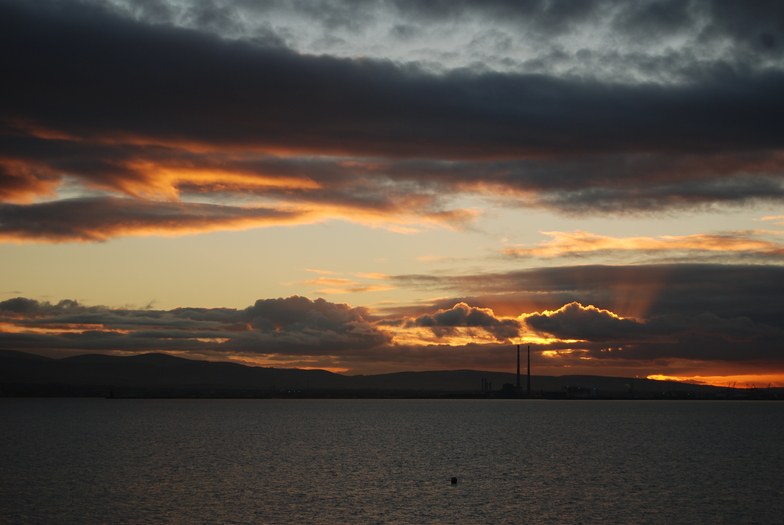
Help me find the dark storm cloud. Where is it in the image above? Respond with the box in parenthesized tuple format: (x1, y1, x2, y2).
(1, 0, 783, 236)
(2, 284, 782, 367)
(2, 0, 783, 160)
(406, 302, 520, 341)
(403, 0, 784, 62)
(370, 263, 784, 366)
(382, 151, 784, 213)
(535, 175, 784, 214)
(0, 197, 306, 242)
(0, 295, 390, 356)
(526, 302, 652, 340)
(240, 296, 391, 355)
(389, 0, 603, 25)
(104, 1, 784, 53)
(525, 301, 777, 343)
(391, 264, 784, 329)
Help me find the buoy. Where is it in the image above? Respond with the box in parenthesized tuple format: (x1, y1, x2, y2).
(451, 477, 457, 484)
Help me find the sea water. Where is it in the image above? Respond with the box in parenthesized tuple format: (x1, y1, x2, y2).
(1, 399, 782, 524)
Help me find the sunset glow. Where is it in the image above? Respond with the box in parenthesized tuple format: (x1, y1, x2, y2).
(647, 375, 784, 389)
(1, 0, 783, 384)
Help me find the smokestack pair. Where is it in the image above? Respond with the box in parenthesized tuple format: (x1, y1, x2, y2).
(517, 345, 531, 397)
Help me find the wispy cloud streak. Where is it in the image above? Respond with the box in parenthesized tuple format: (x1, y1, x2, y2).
(501, 230, 784, 260)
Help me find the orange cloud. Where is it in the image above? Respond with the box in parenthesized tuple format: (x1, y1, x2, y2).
(304, 278, 360, 287)
(0, 157, 62, 203)
(756, 215, 784, 226)
(119, 160, 321, 200)
(502, 230, 784, 257)
(313, 285, 396, 295)
(356, 273, 390, 280)
(300, 276, 397, 295)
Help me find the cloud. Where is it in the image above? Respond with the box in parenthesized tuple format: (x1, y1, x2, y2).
(501, 230, 784, 260)
(756, 215, 784, 226)
(524, 301, 770, 343)
(3, 1, 784, 383)
(0, 295, 391, 358)
(293, 275, 396, 295)
(85, 1, 784, 82)
(304, 269, 337, 275)
(525, 303, 650, 341)
(522, 302, 784, 366)
(0, 297, 102, 317)
(0, 137, 488, 240)
(2, 1, 783, 158)
(0, 197, 309, 242)
(313, 285, 397, 295)
(303, 278, 360, 287)
(390, 264, 784, 328)
(2, 289, 783, 374)
(1, 0, 784, 242)
(406, 302, 521, 341)
(356, 273, 390, 280)
(3, 139, 784, 240)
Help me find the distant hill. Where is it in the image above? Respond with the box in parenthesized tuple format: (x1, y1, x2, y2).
(0, 350, 777, 399)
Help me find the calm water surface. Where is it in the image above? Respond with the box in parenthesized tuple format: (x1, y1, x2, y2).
(1, 399, 782, 524)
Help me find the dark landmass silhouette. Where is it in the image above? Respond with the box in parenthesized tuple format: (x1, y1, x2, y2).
(0, 350, 779, 399)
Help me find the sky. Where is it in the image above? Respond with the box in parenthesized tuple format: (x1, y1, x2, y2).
(2, 0, 784, 386)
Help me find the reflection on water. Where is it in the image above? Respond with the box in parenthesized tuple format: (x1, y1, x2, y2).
(1, 399, 782, 524)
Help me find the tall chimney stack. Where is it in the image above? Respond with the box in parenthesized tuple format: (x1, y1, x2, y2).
(527, 345, 531, 396)
(516, 345, 520, 392)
